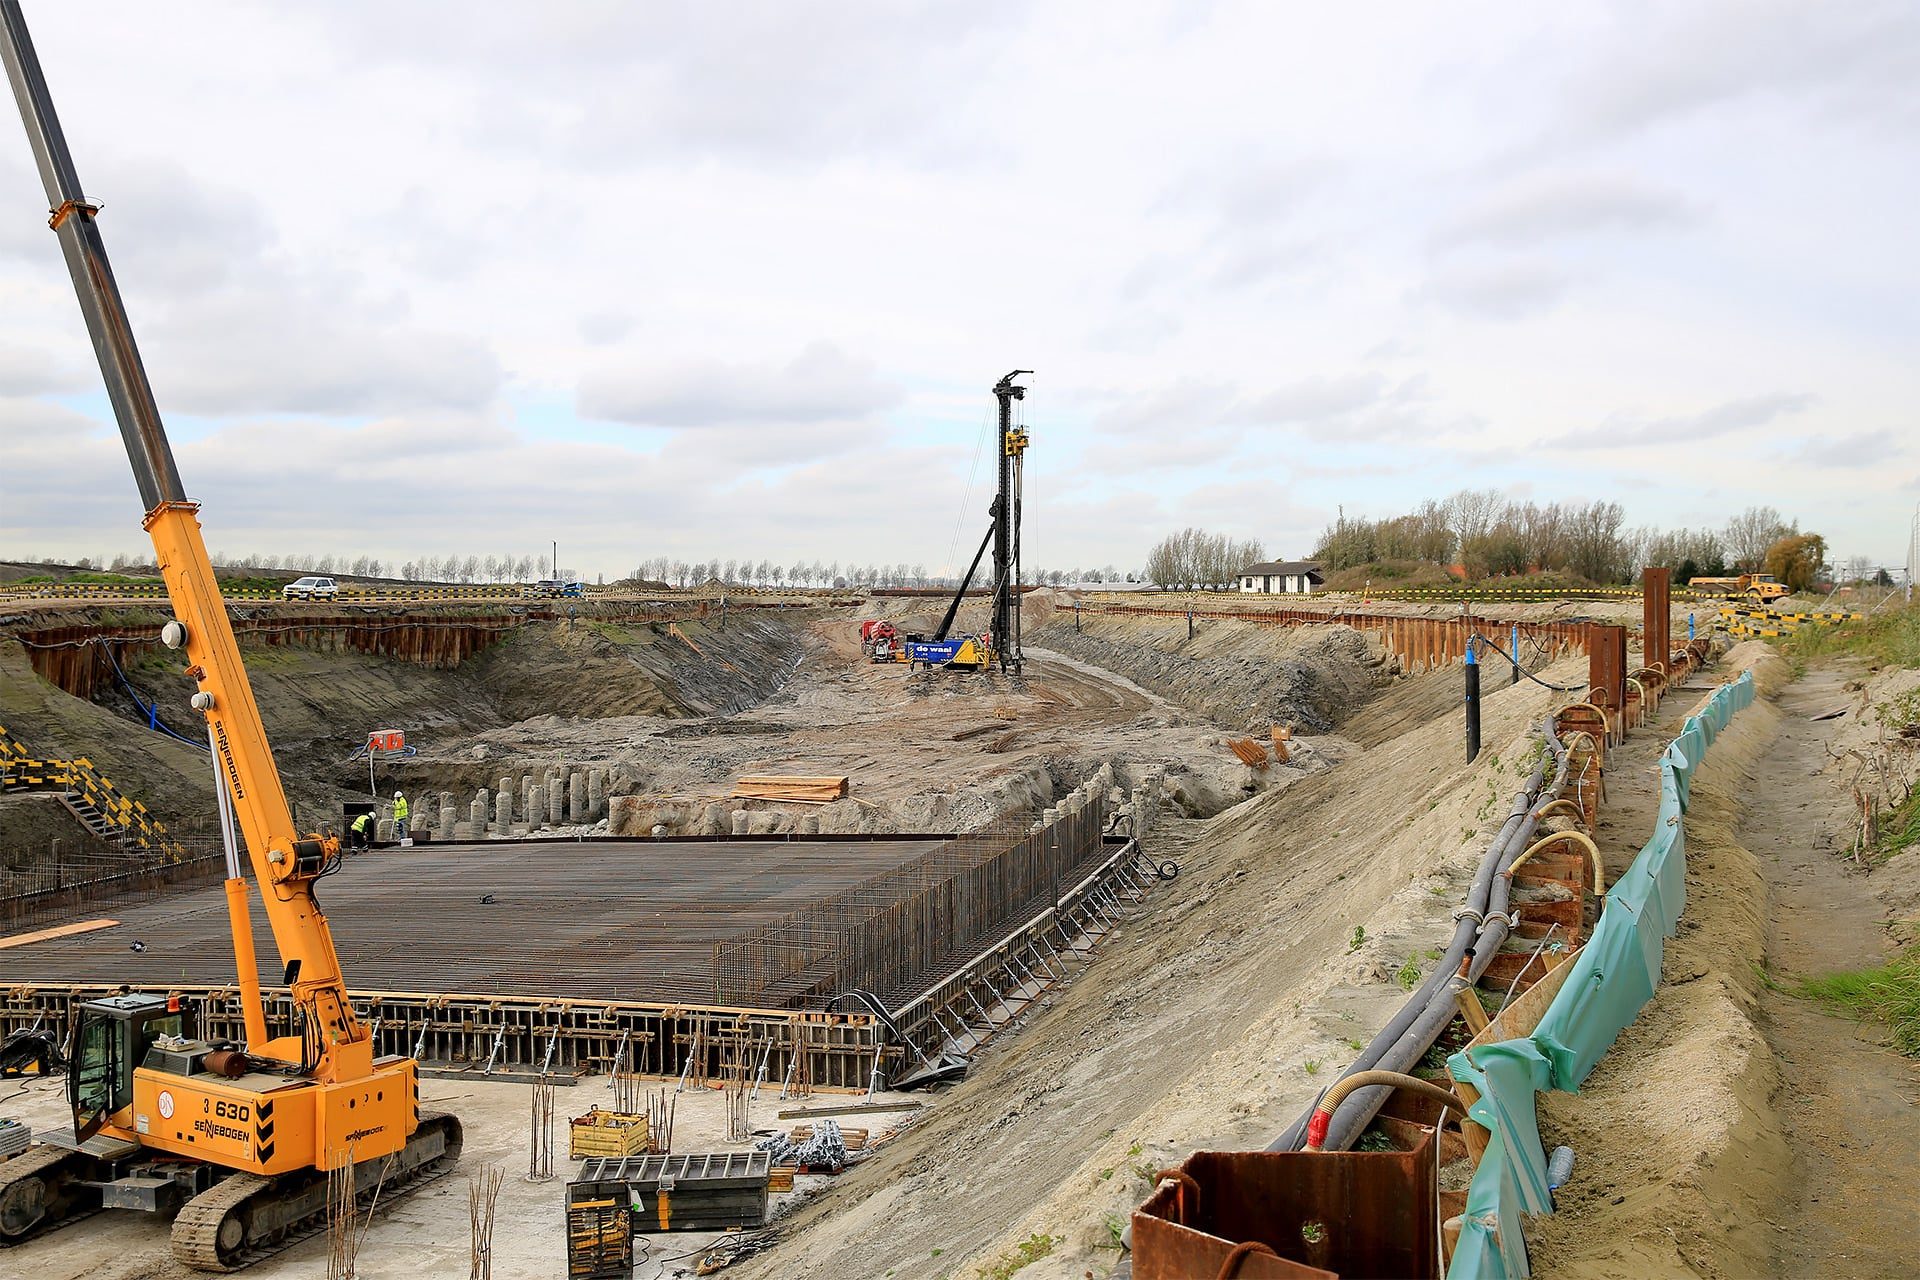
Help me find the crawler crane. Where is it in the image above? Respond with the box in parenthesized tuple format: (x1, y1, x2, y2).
(0, 3, 460, 1268)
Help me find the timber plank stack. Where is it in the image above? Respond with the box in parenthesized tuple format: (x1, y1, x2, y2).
(731, 775, 850, 804)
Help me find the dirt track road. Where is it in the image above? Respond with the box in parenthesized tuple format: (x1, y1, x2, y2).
(1754, 665, 1920, 1277)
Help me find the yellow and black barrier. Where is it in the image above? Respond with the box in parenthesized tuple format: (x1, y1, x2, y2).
(0, 724, 186, 862)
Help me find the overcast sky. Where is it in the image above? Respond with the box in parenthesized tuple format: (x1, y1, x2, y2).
(1, 1, 1915, 580)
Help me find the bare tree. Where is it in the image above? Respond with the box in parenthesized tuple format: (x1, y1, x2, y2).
(1445, 488, 1504, 551)
(1564, 500, 1629, 582)
(1724, 505, 1793, 571)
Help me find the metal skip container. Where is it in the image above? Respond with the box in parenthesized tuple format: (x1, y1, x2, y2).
(1131, 1117, 1439, 1280)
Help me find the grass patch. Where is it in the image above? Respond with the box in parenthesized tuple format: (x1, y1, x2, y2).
(215, 575, 289, 595)
(1778, 601, 1920, 669)
(1874, 791, 1920, 862)
(1799, 947, 1920, 1056)
(977, 1233, 1060, 1280)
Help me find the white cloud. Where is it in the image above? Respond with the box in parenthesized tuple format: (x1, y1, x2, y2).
(1556, 392, 1816, 449)
(578, 342, 900, 428)
(1433, 173, 1697, 250)
(0, 1, 1914, 573)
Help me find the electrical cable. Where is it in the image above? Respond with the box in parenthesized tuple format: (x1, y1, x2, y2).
(1469, 632, 1588, 693)
(940, 401, 995, 583)
(97, 639, 209, 752)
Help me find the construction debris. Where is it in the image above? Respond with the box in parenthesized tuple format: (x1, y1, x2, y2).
(730, 775, 850, 803)
(1226, 737, 1271, 767)
(787, 1123, 868, 1151)
(755, 1118, 850, 1173)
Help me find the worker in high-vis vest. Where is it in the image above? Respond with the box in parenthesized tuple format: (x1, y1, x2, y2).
(392, 790, 410, 840)
(349, 811, 374, 851)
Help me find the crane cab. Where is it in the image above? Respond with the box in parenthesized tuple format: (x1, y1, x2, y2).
(70, 993, 196, 1145)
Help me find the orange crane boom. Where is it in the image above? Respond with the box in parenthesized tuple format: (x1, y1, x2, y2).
(0, 2, 457, 1267)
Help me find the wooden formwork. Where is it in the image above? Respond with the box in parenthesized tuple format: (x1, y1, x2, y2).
(0, 984, 886, 1091)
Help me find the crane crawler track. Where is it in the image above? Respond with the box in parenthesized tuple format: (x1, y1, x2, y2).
(0, 1144, 99, 1248)
(171, 1111, 462, 1272)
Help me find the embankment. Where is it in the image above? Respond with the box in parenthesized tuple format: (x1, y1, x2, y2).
(733, 656, 1579, 1280)
(1027, 610, 1391, 733)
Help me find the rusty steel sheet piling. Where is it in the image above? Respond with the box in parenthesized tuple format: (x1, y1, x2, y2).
(1133, 1116, 1440, 1280)
(1585, 623, 1628, 738)
(1089, 603, 1587, 675)
(1642, 566, 1672, 675)
(11, 613, 520, 696)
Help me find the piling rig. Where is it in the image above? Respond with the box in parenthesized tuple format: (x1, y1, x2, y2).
(894, 371, 1031, 673)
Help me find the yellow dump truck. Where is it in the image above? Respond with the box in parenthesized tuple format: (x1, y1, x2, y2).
(1687, 573, 1789, 604)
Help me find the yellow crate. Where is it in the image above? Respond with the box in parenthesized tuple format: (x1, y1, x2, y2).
(568, 1108, 650, 1160)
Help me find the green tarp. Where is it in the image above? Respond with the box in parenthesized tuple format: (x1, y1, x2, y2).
(1445, 670, 1756, 1279)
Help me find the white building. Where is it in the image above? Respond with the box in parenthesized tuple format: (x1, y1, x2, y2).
(1238, 559, 1324, 595)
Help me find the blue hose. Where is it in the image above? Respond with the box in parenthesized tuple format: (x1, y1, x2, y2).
(98, 639, 208, 753)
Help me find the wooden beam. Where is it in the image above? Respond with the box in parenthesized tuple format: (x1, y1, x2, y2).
(0, 917, 118, 950)
(775, 1100, 925, 1120)
(1454, 985, 1491, 1037)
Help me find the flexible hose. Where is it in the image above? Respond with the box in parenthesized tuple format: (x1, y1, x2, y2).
(1278, 719, 1578, 1154)
(1303, 1070, 1467, 1151)
(1270, 720, 1563, 1152)
(99, 639, 208, 753)
(1505, 830, 1604, 896)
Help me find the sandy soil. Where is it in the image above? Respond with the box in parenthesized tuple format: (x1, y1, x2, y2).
(1027, 610, 1390, 734)
(423, 613, 1379, 838)
(729, 658, 1580, 1280)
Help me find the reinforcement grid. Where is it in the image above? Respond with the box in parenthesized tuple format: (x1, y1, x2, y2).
(712, 797, 1110, 1008)
(0, 819, 225, 929)
(0, 836, 957, 1005)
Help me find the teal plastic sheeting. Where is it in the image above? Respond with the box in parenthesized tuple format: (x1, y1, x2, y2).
(1445, 671, 1756, 1279)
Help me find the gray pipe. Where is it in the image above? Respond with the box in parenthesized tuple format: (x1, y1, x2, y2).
(1270, 720, 1567, 1152)
(1309, 726, 1574, 1152)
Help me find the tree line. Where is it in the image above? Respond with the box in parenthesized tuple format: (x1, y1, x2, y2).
(1309, 493, 1824, 586)
(16, 549, 1137, 591)
(1142, 529, 1268, 590)
(1139, 496, 1846, 590)
(36, 551, 558, 584)
(625, 557, 1133, 589)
